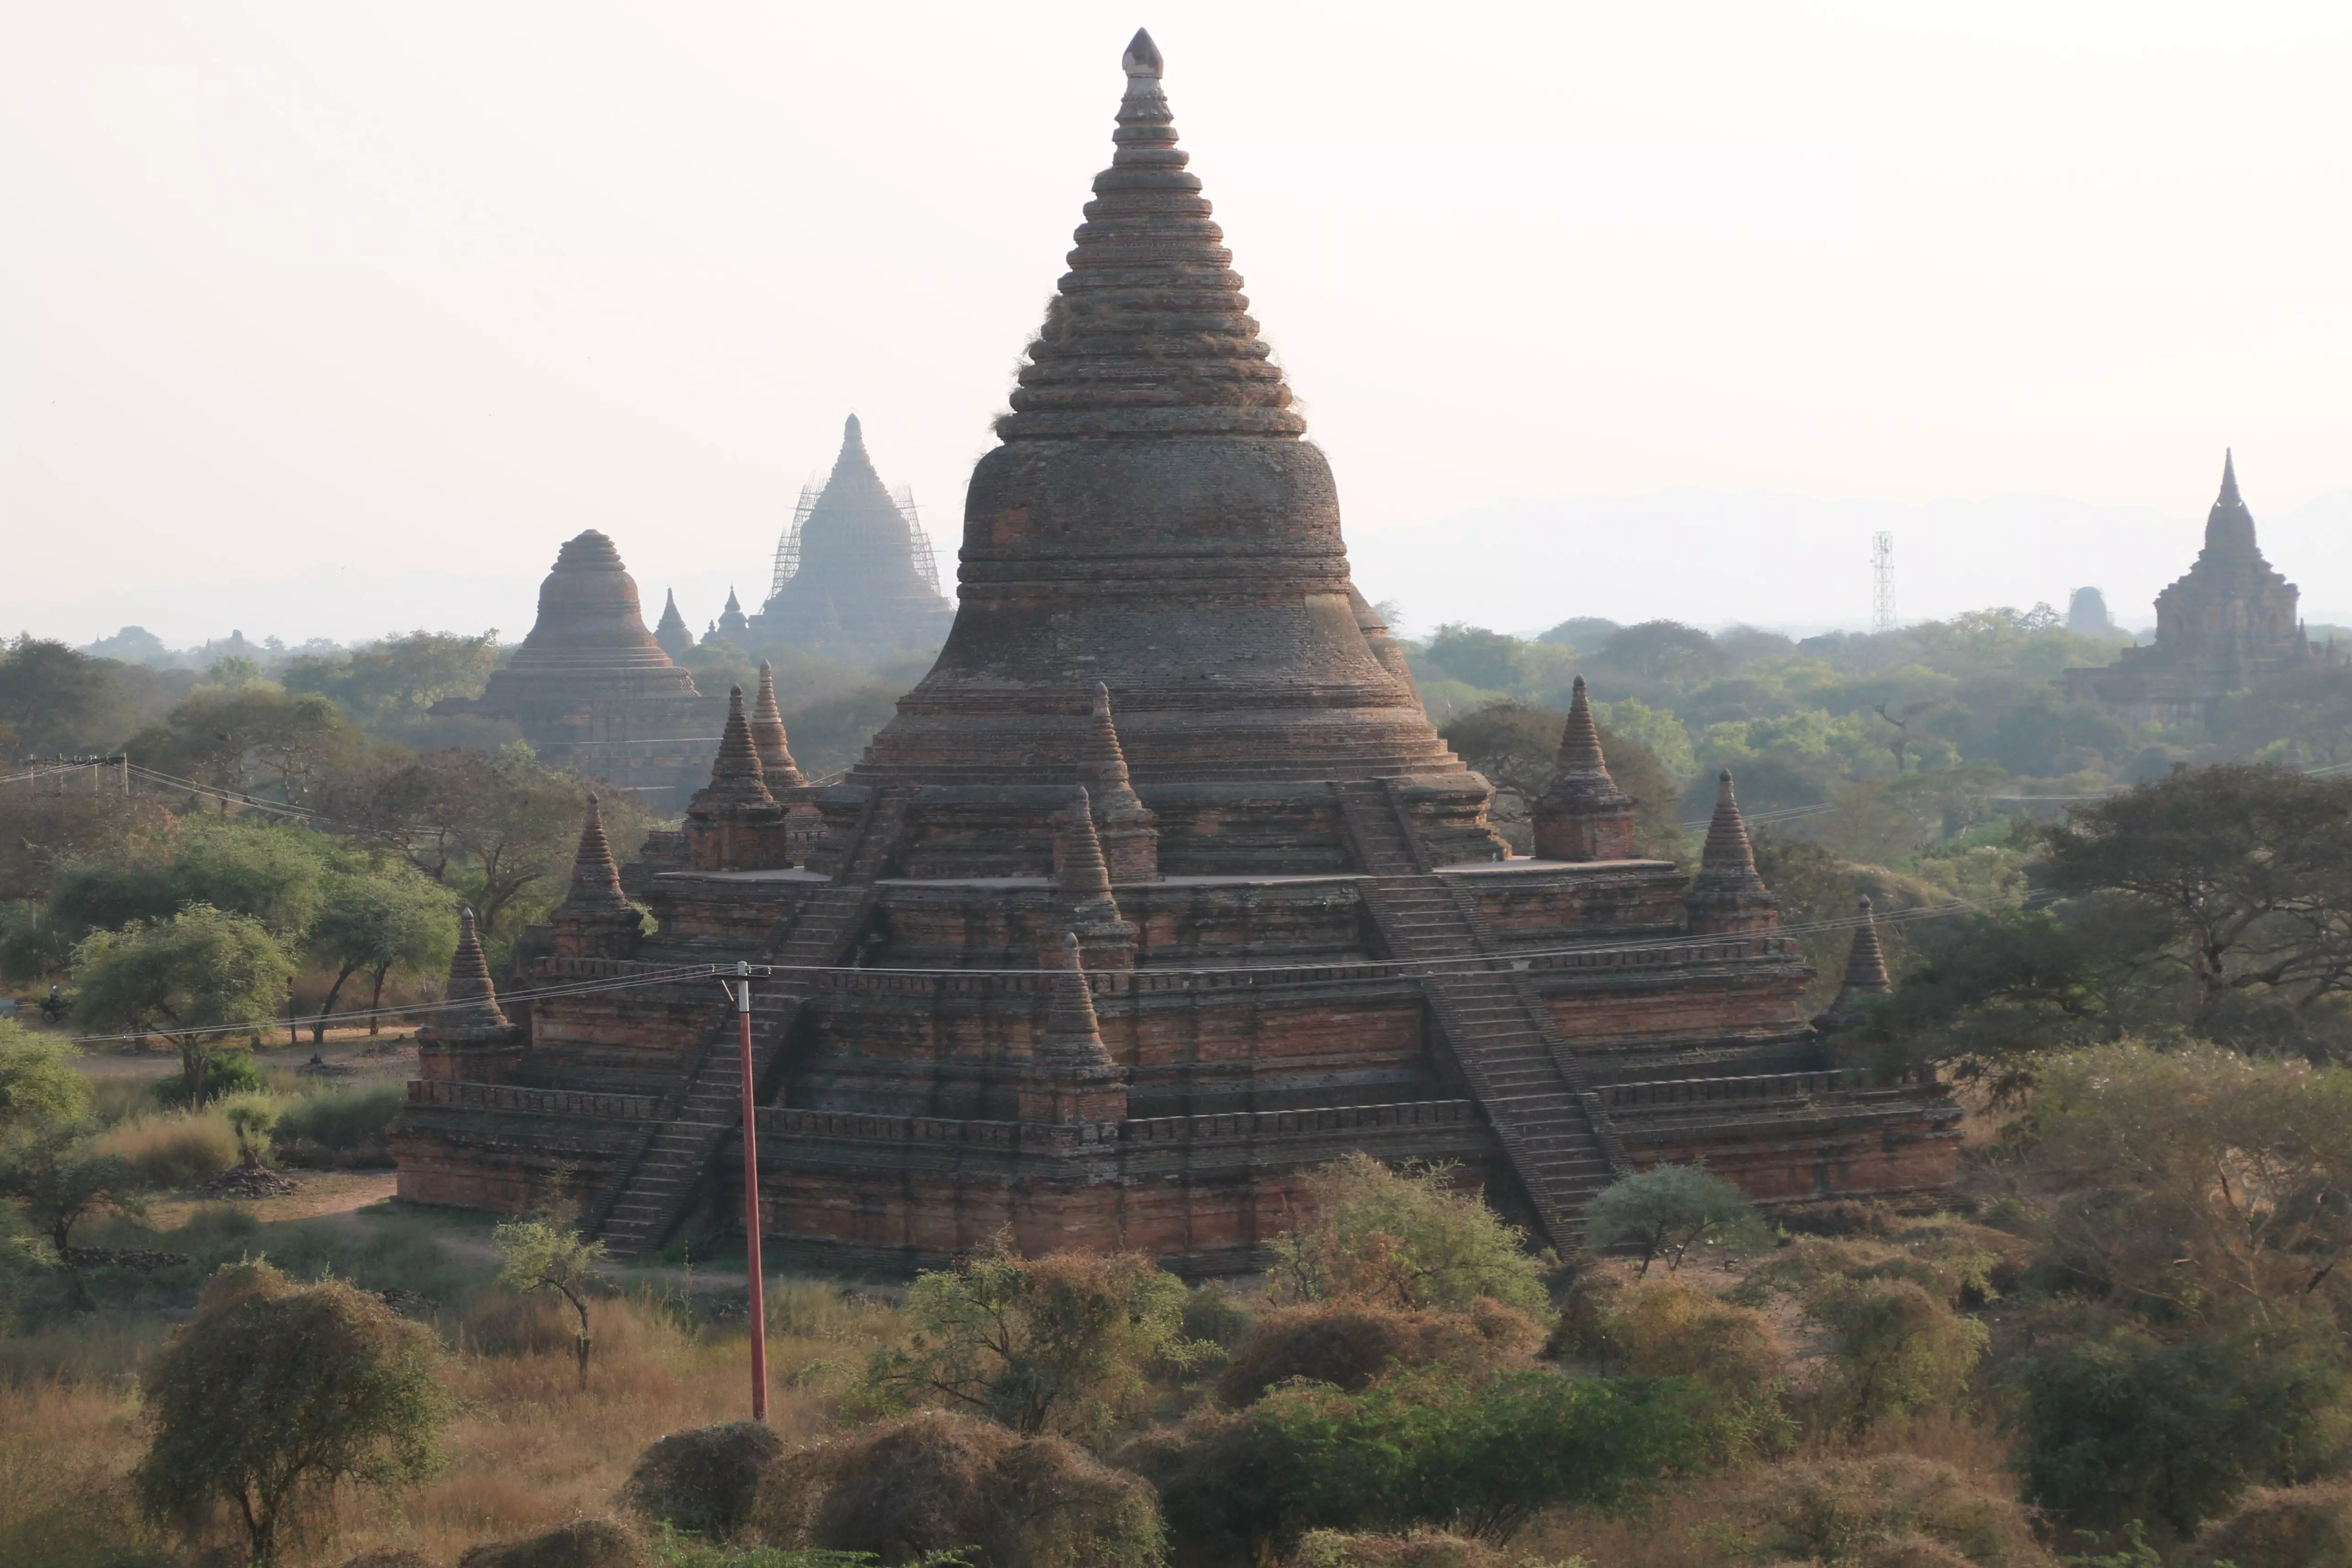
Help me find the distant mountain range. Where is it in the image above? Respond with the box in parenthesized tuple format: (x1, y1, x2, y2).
(10, 489, 2351, 653)
(1345, 488, 2352, 640)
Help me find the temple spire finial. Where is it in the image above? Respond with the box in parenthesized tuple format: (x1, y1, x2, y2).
(1702, 770, 1756, 873)
(1534, 676, 1638, 862)
(697, 686, 772, 804)
(2221, 447, 2239, 504)
(1122, 27, 1162, 80)
(560, 794, 629, 913)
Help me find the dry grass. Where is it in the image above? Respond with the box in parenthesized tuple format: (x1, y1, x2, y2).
(0, 1285, 865, 1568)
(94, 1105, 239, 1188)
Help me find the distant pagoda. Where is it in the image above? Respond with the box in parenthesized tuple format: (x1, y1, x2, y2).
(433, 530, 721, 805)
(750, 415, 953, 656)
(2069, 453, 2335, 722)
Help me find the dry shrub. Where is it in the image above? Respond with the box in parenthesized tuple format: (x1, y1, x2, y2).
(2190, 1479, 2352, 1568)
(1725, 1455, 2051, 1567)
(1777, 1200, 1897, 1238)
(1217, 1299, 1541, 1406)
(1594, 1279, 1785, 1400)
(758, 1410, 1164, 1568)
(0, 1310, 166, 1386)
(622, 1421, 780, 1542)
(456, 1518, 646, 1568)
(95, 1106, 238, 1188)
(1284, 1526, 1588, 1567)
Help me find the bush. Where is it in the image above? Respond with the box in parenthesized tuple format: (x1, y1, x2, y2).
(1179, 1280, 1260, 1352)
(95, 1107, 240, 1188)
(626, 1422, 782, 1542)
(276, 1080, 404, 1163)
(458, 1519, 648, 1568)
(135, 1260, 451, 1564)
(1143, 1365, 1720, 1555)
(1216, 1300, 1541, 1407)
(1591, 1279, 1786, 1403)
(756, 1411, 1165, 1568)
(2191, 1479, 2352, 1568)
(1269, 1155, 1549, 1315)
(2010, 1310, 2352, 1532)
(1721, 1455, 2051, 1567)
(150, 1048, 266, 1108)
(858, 1240, 1206, 1438)
(1806, 1276, 1987, 1433)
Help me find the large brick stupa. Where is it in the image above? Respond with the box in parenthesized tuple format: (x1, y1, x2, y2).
(391, 33, 1957, 1270)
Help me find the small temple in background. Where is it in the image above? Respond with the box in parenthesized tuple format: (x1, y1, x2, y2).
(432, 530, 722, 807)
(653, 590, 695, 660)
(2069, 454, 2336, 723)
(393, 32, 1956, 1272)
(749, 414, 954, 657)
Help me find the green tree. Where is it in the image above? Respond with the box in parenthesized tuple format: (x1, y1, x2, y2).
(307, 867, 458, 1040)
(2219, 665, 2352, 768)
(0, 636, 138, 755)
(282, 631, 498, 728)
(862, 1237, 1206, 1438)
(134, 1261, 450, 1564)
(72, 906, 296, 1106)
(492, 1211, 608, 1386)
(2041, 764, 2352, 1023)
(0, 1026, 91, 1131)
(0, 1122, 147, 1257)
(1582, 1164, 1770, 1277)
(48, 818, 338, 943)
(126, 684, 360, 808)
(1267, 1154, 1550, 1314)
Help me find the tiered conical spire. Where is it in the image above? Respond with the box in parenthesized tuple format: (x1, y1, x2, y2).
(1078, 683, 1144, 815)
(2201, 448, 2261, 561)
(997, 28, 1303, 440)
(1040, 932, 1110, 1061)
(1700, 771, 1757, 874)
(1685, 770, 1777, 934)
(750, 663, 807, 787)
(697, 687, 773, 805)
(1535, 677, 1639, 861)
(440, 908, 508, 1032)
(1057, 787, 1120, 922)
(558, 795, 630, 913)
(1841, 897, 1891, 995)
(1555, 679, 1617, 787)
(653, 589, 694, 660)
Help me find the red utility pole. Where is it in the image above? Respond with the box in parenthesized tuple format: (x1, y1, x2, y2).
(734, 961, 768, 1421)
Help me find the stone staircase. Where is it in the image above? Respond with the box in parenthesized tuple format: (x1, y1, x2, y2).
(1335, 780, 1630, 1245)
(587, 791, 905, 1259)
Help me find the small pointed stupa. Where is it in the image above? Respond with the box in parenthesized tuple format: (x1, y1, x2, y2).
(551, 795, 641, 957)
(1685, 770, 1779, 934)
(1534, 677, 1639, 861)
(1078, 683, 1159, 881)
(435, 908, 511, 1035)
(1019, 931, 1126, 1132)
(1054, 786, 1137, 966)
(750, 663, 808, 788)
(1040, 932, 1115, 1067)
(654, 589, 695, 660)
(1816, 896, 1893, 1032)
(845, 31, 1495, 874)
(694, 687, 771, 806)
(755, 414, 953, 653)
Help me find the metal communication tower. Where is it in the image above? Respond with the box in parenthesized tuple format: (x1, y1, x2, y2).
(1871, 531, 1897, 634)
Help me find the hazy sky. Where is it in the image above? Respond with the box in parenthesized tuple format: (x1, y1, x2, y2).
(5, 3, 2349, 644)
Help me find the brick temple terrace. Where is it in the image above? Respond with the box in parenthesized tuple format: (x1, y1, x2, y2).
(390, 31, 1957, 1272)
